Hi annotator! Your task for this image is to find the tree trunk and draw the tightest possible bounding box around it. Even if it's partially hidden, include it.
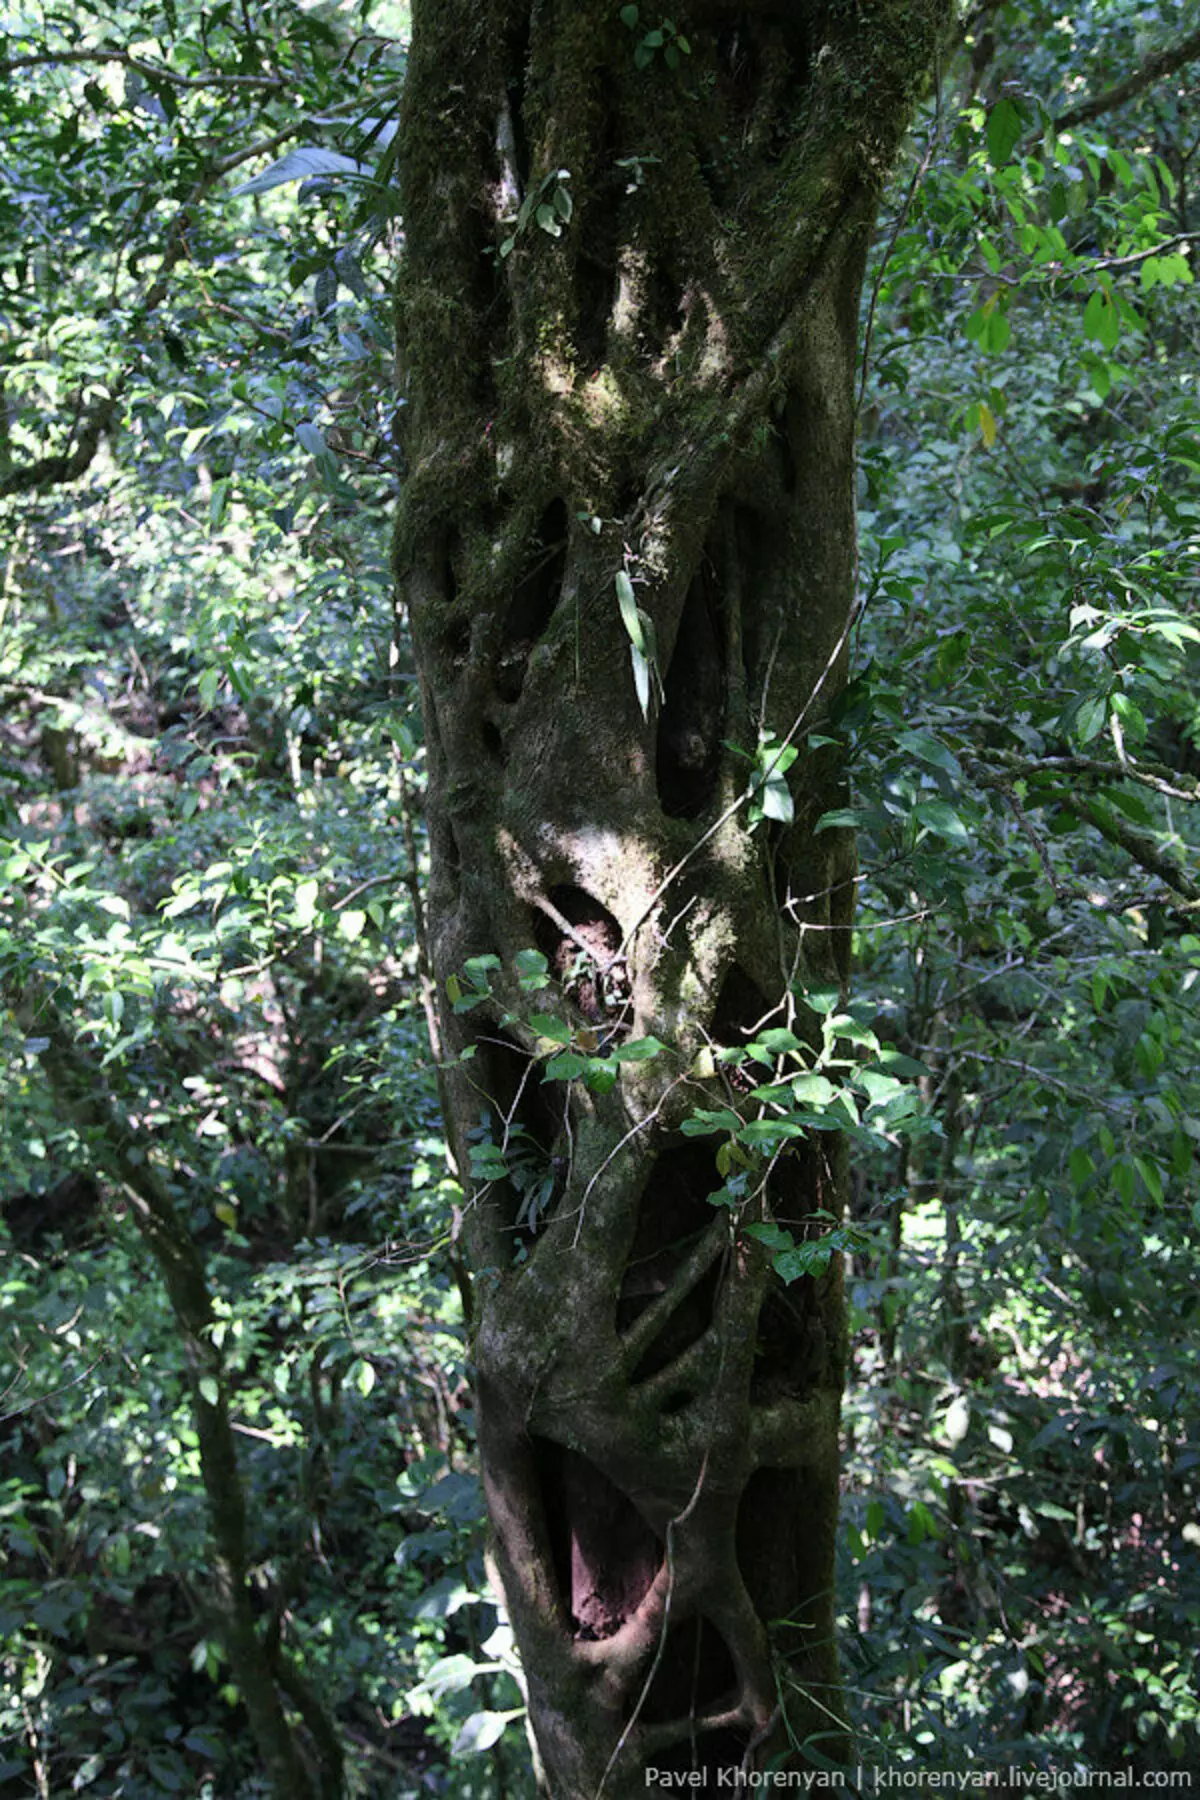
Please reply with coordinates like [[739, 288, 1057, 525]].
[[394, 4, 948, 1789]]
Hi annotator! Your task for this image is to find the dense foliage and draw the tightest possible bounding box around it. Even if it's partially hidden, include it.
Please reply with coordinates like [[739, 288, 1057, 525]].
[[1, 0, 1198, 1791]]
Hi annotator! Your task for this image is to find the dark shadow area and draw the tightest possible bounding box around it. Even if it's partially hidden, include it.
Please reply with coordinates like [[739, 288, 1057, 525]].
[[711, 966, 770, 1047], [531, 885, 625, 1023], [656, 549, 726, 819], [638, 1614, 738, 1724], [498, 499, 568, 701], [618, 1142, 722, 1379], [532, 1439, 661, 1640]]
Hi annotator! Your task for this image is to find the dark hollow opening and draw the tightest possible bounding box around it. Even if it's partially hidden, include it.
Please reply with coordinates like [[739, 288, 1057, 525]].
[[476, 1031, 565, 1238], [736, 1464, 821, 1629], [531, 885, 625, 1024], [656, 551, 726, 819], [532, 1439, 661, 1640], [648, 1729, 750, 1779], [644, 260, 686, 354], [498, 497, 568, 704], [637, 1614, 738, 1725], [481, 719, 504, 762], [711, 966, 771, 1048], [439, 531, 459, 608], [618, 1142, 722, 1376], [573, 112, 620, 371]]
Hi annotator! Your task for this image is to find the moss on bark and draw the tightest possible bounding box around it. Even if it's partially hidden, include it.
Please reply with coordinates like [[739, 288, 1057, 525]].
[[395, 3, 951, 1790]]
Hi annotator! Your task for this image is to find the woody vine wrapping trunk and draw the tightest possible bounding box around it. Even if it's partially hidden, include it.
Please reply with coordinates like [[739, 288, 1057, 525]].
[[392, 2, 950, 1790]]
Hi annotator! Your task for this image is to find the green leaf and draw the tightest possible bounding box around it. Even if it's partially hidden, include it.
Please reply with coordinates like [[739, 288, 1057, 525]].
[[294, 879, 320, 927], [230, 146, 365, 197], [760, 774, 794, 824], [1074, 694, 1107, 745], [815, 807, 866, 833], [791, 1073, 837, 1107], [516, 948, 551, 989], [615, 570, 645, 652], [1084, 289, 1120, 352], [338, 909, 366, 941], [1134, 1155, 1164, 1205], [529, 1014, 571, 1043], [681, 1108, 743, 1136], [613, 1035, 664, 1062], [198, 1377, 220, 1407], [913, 800, 971, 846], [620, 3, 639, 24], [630, 642, 652, 720], [452, 1711, 513, 1756], [986, 97, 1023, 168], [751, 1028, 803, 1055]]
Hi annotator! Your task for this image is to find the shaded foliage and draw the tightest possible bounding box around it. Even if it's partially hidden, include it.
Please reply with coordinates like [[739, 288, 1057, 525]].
[[0, 0, 1198, 1791]]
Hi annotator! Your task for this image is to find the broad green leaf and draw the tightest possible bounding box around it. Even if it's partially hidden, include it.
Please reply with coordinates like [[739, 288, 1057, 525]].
[[294, 879, 320, 927], [630, 642, 651, 720], [452, 1711, 514, 1756], [230, 147, 365, 197], [615, 570, 644, 652], [528, 1014, 571, 1043], [1084, 289, 1120, 352], [986, 97, 1023, 167], [913, 800, 970, 846]]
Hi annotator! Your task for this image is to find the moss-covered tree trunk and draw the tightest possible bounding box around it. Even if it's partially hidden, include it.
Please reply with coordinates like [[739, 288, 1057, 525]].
[[394, 3, 948, 1789]]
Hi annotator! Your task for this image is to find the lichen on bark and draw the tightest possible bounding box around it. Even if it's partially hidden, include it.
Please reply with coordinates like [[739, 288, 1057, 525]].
[[393, 2, 951, 1790]]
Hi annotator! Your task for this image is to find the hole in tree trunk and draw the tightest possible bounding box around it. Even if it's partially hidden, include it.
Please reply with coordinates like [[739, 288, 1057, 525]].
[[439, 531, 459, 609], [476, 1031, 565, 1238], [481, 719, 504, 762], [618, 1143, 722, 1379], [637, 1615, 738, 1724], [532, 1440, 661, 1640], [531, 886, 627, 1025], [573, 112, 620, 370], [497, 498, 568, 700], [656, 549, 726, 819], [650, 1729, 750, 1779], [736, 1465, 824, 1630], [710, 967, 774, 1098], [749, 1135, 831, 1399]]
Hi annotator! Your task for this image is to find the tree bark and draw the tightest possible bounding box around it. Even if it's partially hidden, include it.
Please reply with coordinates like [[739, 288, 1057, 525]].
[[394, 3, 949, 1789]]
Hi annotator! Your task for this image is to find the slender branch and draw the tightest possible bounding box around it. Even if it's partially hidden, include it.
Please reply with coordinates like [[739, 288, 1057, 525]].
[[1056, 27, 1200, 130], [859, 87, 942, 415], [1078, 796, 1200, 907], [1, 45, 285, 90], [979, 746, 1199, 805]]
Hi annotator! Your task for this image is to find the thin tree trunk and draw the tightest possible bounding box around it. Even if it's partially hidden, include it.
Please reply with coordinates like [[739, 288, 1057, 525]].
[[395, 4, 949, 1788]]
